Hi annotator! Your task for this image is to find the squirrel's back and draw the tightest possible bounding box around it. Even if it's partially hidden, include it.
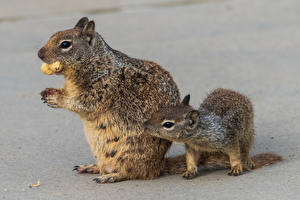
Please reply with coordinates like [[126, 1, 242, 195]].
[[201, 88, 253, 118]]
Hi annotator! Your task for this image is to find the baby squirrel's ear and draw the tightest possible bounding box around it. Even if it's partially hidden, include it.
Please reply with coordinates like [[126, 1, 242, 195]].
[[181, 94, 190, 106], [81, 21, 96, 44], [186, 110, 199, 129], [74, 17, 89, 29]]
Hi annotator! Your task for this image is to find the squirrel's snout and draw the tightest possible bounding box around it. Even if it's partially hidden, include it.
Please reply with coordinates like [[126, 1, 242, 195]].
[[144, 120, 150, 126], [144, 120, 153, 131], [38, 48, 46, 60]]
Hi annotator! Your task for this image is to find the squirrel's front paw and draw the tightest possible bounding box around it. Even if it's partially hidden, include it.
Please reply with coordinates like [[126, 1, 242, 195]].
[[73, 164, 100, 174], [40, 88, 63, 108]]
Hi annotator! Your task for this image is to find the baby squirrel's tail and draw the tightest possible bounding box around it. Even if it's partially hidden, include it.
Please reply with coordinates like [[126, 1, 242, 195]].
[[251, 152, 282, 169], [163, 152, 228, 174], [163, 152, 282, 174]]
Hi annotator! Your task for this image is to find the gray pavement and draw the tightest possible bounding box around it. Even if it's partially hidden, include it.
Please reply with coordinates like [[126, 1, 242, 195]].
[[0, 0, 299, 199]]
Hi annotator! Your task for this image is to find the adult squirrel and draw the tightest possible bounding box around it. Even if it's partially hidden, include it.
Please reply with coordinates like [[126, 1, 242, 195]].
[[145, 88, 282, 179], [38, 17, 182, 183]]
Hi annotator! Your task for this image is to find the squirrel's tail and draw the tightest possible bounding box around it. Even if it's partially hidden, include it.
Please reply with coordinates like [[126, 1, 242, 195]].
[[163, 154, 187, 175], [251, 152, 282, 169], [163, 152, 228, 174], [163, 152, 282, 174]]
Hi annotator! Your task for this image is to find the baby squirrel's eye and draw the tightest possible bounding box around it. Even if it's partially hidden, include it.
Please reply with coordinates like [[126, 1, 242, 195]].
[[59, 41, 72, 49], [162, 121, 175, 129], [189, 119, 195, 126]]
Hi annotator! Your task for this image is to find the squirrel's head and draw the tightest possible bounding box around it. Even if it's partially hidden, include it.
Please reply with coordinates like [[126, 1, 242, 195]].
[[38, 17, 99, 69], [144, 95, 200, 141]]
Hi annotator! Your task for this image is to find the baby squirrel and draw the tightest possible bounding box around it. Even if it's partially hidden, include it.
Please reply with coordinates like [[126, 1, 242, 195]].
[[38, 17, 182, 183], [145, 88, 282, 179]]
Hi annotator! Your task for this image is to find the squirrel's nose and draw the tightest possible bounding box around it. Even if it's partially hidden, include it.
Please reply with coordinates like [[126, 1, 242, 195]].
[[144, 120, 150, 127], [144, 121, 151, 131], [38, 48, 45, 60]]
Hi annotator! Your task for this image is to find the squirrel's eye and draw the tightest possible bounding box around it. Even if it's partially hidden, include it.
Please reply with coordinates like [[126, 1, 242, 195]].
[[162, 121, 175, 129], [189, 119, 195, 126], [59, 41, 72, 49]]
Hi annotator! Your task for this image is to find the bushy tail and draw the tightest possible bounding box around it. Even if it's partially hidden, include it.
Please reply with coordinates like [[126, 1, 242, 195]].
[[163, 154, 186, 175], [163, 152, 282, 174], [163, 152, 229, 174], [252, 153, 282, 169]]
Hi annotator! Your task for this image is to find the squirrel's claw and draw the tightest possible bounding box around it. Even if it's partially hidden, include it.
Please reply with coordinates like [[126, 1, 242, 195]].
[[182, 169, 198, 179], [40, 88, 62, 108], [245, 158, 256, 170], [73, 164, 99, 174], [93, 173, 122, 184], [45, 101, 59, 108], [46, 103, 59, 108], [93, 176, 115, 184], [228, 164, 243, 176], [73, 166, 80, 171], [40, 88, 61, 98]]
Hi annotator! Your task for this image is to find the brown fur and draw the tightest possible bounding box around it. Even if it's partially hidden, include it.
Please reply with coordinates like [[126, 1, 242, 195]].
[[145, 89, 282, 179], [39, 17, 181, 183]]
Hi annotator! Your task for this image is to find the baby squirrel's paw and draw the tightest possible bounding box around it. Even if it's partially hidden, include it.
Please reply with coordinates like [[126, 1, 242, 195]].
[[182, 168, 198, 179], [93, 173, 123, 184], [40, 88, 62, 108], [228, 164, 243, 176], [245, 158, 255, 170], [73, 164, 100, 174]]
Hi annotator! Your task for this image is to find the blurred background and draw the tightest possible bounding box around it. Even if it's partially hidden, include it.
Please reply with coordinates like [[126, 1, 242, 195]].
[[0, 0, 299, 200]]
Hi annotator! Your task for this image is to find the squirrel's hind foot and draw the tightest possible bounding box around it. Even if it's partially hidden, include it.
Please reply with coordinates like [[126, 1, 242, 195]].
[[93, 173, 125, 184], [245, 158, 255, 170], [182, 168, 198, 179], [228, 164, 243, 176], [73, 164, 100, 174]]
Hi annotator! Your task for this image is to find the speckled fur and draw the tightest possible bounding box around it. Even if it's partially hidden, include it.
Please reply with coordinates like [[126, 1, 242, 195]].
[[38, 17, 181, 183], [145, 88, 282, 179]]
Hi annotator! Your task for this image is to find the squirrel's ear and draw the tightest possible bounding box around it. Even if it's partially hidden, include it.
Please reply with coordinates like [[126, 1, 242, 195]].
[[81, 21, 96, 43], [74, 17, 89, 29], [181, 94, 190, 106], [186, 110, 199, 129]]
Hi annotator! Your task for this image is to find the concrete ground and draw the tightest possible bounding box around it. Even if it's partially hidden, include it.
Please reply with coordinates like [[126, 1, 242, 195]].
[[0, 0, 299, 199]]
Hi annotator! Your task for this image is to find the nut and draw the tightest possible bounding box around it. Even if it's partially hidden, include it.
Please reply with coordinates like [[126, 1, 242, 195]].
[[41, 61, 62, 75]]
